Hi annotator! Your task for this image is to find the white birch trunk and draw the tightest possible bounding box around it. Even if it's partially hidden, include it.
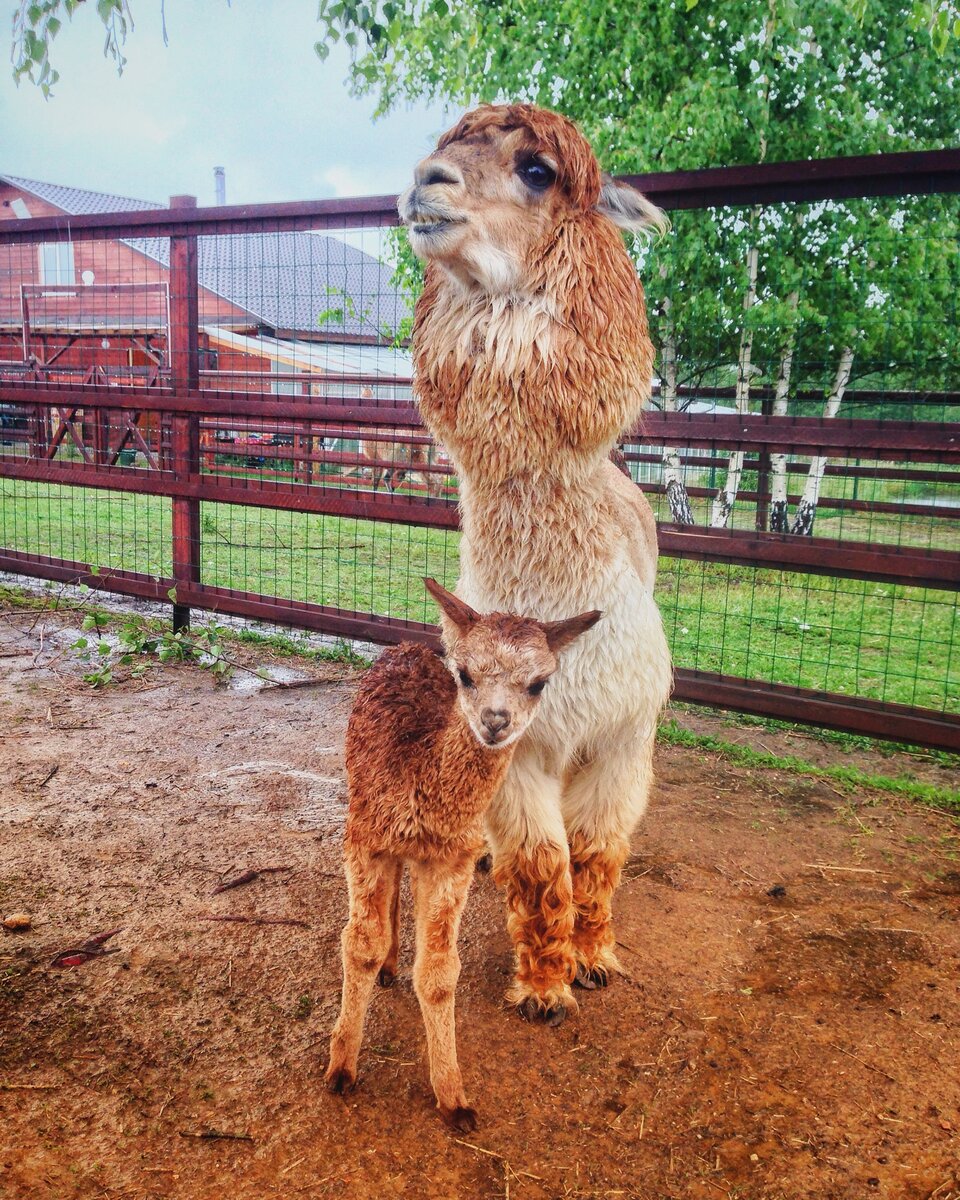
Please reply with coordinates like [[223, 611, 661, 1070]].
[[790, 346, 855, 536], [658, 298, 695, 525], [768, 291, 799, 533], [711, 243, 759, 528]]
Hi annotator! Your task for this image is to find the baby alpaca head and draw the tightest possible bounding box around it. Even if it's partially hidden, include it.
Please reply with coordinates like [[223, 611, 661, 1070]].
[[424, 577, 601, 751]]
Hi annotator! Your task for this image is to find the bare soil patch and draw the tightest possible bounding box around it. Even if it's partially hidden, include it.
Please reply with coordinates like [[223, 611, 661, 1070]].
[[1, 605, 958, 1200]]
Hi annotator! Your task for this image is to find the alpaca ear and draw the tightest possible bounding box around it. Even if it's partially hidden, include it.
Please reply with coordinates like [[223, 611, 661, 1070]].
[[423, 577, 480, 633], [597, 175, 670, 239], [541, 609, 602, 654]]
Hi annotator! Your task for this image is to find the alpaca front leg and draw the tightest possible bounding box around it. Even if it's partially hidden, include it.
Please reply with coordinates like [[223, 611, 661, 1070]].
[[410, 856, 477, 1130], [562, 731, 656, 987], [325, 853, 395, 1094], [487, 752, 577, 1025], [568, 833, 629, 987]]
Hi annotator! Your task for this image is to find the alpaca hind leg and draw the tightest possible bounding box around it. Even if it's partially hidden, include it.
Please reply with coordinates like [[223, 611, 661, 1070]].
[[561, 731, 656, 988], [378, 858, 404, 988], [410, 855, 477, 1130], [487, 751, 577, 1025], [325, 852, 395, 1094]]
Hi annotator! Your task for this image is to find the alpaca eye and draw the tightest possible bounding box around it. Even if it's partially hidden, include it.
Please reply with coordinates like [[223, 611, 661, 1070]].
[[518, 159, 556, 191], [527, 679, 548, 697], [458, 669, 474, 689]]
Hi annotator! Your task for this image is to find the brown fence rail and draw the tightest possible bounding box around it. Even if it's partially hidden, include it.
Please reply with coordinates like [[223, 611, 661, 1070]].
[[1, 151, 958, 751]]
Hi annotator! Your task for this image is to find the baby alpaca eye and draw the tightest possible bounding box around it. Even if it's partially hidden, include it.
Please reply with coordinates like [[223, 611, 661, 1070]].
[[458, 668, 474, 689], [527, 679, 548, 697]]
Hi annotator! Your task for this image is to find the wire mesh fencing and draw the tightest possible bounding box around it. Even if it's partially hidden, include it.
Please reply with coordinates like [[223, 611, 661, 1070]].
[[0, 157, 957, 749]]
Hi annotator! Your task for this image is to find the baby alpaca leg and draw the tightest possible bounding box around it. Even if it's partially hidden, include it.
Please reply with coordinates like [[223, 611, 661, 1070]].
[[326, 852, 395, 1094], [487, 752, 577, 1024], [562, 731, 656, 987], [377, 858, 404, 988], [410, 855, 477, 1130]]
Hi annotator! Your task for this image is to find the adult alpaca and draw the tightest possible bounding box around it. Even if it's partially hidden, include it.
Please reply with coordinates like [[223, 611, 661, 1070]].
[[399, 104, 673, 1024]]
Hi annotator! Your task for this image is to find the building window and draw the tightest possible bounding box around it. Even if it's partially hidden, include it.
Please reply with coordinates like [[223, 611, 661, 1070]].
[[38, 242, 75, 285]]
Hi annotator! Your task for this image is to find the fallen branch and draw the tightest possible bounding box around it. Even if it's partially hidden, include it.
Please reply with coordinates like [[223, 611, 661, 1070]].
[[199, 914, 309, 928], [829, 1042, 899, 1085], [50, 927, 123, 968], [212, 866, 293, 895], [805, 863, 879, 874], [258, 677, 340, 692], [0, 1082, 58, 1091], [178, 1129, 254, 1143]]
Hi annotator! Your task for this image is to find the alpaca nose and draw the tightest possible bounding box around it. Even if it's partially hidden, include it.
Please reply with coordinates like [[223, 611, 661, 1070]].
[[481, 708, 511, 736], [414, 157, 464, 189]]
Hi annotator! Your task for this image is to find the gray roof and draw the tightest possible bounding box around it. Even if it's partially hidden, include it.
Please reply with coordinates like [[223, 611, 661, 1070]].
[[2, 173, 408, 339]]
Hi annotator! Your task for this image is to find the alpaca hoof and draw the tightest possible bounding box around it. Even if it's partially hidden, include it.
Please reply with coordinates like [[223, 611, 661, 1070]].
[[574, 963, 610, 990], [377, 967, 396, 988], [325, 1065, 356, 1095], [517, 997, 567, 1027], [475, 853, 493, 873], [443, 1105, 478, 1133]]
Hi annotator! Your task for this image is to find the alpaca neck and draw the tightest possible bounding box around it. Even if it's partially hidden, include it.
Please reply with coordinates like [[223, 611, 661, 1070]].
[[414, 215, 654, 487], [435, 708, 515, 816]]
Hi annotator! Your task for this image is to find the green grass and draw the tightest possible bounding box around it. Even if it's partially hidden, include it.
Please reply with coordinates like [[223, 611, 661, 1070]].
[[658, 719, 960, 815], [658, 557, 957, 713], [1, 480, 956, 714], [693, 706, 959, 768]]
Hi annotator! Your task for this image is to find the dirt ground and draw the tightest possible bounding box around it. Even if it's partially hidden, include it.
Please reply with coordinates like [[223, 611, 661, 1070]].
[[1, 603, 958, 1200]]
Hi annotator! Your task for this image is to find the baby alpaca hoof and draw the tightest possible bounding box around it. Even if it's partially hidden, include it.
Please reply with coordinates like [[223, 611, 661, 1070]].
[[574, 962, 610, 990], [517, 996, 567, 1027], [377, 967, 396, 988], [442, 1105, 478, 1133], [325, 1065, 356, 1095]]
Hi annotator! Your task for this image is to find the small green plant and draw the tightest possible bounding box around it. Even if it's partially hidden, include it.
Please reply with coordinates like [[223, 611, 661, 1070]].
[[293, 994, 314, 1021], [71, 617, 237, 689]]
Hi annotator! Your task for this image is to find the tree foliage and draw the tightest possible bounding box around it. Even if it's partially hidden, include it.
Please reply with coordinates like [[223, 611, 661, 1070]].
[[10, 0, 960, 97], [12, 0, 134, 96], [11, 0, 960, 534]]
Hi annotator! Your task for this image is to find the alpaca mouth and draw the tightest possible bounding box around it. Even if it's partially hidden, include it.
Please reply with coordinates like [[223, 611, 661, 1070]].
[[479, 726, 518, 750], [409, 213, 464, 237]]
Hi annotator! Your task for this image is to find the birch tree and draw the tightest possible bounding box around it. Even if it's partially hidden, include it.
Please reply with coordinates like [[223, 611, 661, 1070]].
[[303, 1, 956, 535], [790, 346, 855, 535], [768, 291, 800, 533]]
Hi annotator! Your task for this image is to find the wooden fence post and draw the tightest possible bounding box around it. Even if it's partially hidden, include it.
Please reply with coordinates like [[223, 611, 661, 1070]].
[[169, 195, 201, 633]]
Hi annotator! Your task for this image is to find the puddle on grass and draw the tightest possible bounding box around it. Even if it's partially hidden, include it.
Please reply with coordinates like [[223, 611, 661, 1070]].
[[225, 663, 310, 695]]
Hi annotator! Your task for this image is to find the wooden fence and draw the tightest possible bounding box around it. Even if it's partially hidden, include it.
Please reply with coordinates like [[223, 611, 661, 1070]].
[[1, 151, 958, 750]]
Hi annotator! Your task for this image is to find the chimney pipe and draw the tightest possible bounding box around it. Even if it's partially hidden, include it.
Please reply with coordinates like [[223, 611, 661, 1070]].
[[214, 166, 226, 206]]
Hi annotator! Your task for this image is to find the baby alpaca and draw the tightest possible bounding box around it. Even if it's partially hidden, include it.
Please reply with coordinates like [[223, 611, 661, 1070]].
[[326, 578, 600, 1129]]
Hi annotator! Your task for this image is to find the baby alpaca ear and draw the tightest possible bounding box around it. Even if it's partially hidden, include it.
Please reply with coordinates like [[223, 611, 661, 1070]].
[[597, 174, 669, 239], [424, 577, 480, 634], [541, 610, 602, 654]]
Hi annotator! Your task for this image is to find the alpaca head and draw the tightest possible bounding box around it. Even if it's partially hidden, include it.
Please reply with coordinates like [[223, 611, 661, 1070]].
[[399, 103, 666, 294], [424, 578, 601, 750]]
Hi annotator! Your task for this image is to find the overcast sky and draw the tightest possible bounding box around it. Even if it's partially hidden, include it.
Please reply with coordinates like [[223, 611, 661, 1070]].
[[1, 0, 454, 207]]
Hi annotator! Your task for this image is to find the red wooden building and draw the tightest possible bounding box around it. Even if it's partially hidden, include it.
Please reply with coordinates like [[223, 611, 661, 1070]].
[[0, 173, 410, 394]]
